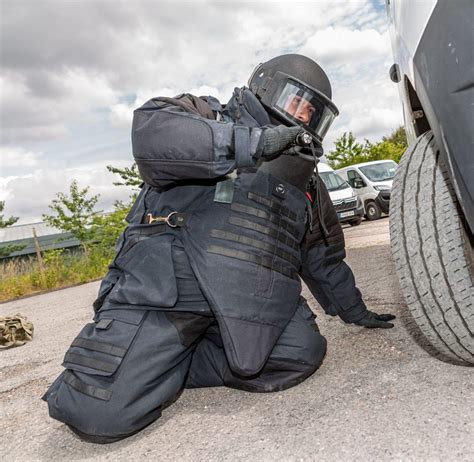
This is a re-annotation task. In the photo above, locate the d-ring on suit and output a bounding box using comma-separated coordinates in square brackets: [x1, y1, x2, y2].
[43, 54, 395, 443]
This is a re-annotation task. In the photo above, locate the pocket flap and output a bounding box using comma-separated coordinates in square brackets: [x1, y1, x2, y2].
[110, 234, 178, 308]
[62, 311, 146, 377]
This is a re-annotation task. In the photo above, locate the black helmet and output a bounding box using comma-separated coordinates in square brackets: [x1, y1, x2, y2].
[248, 54, 339, 144]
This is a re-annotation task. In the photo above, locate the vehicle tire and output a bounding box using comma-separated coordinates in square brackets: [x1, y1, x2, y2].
[349, 217, 362, 226]
[390, 130, 473, 366]
[365, 201, 381, 220]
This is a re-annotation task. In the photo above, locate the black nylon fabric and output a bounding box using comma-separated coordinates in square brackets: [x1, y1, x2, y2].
[43, 85, 370, 442]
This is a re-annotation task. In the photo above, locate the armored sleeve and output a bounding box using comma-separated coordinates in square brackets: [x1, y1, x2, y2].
[299, 177, 368, 323]
[132, 97, 264, 189]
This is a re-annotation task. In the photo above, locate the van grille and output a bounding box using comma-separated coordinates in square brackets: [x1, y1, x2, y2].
[332, 197, 357, 212]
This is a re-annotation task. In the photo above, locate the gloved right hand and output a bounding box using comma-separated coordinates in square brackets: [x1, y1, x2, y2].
[259, 125, 304, 161]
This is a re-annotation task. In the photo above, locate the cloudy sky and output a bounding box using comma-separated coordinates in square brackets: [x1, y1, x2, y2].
[0, 0, 403, 224]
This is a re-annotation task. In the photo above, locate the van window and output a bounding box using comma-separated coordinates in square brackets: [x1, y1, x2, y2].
[319, 171, 350, 192]
[359, 161, 397, 182]
[347, 170, 362, 188]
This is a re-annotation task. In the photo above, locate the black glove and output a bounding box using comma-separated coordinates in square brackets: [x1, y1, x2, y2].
[354, 310, 396, 329]
[260, 125, 304, 160]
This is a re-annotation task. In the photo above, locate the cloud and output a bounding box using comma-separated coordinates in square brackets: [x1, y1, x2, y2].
[0, 146, 42, 170]
[1, 165, 135, 225]
[301, 27, 389, 69]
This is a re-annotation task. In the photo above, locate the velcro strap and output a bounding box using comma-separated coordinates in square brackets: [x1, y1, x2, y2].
[71, 338, 127, 358]
[234, 126, 254, 167]
[207, 244, 296, 279]
[64, 352, 117, 374]
[95, 319, 113, 330]
[63, 370, 112, 401]
[248, 192, 297, 221]
[211, 229, 299, 268]
[228, 216, 298, 250]
[231, 202, 299, 238]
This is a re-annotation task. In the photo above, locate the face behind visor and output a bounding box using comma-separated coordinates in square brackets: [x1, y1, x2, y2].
[248, 55, 339, 144]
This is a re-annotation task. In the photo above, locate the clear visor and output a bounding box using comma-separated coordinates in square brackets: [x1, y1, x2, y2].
[274, 81, 337, 141]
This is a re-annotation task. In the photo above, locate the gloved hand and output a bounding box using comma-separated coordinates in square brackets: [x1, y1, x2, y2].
[354, 310, 396, 328]
[260, 125, 304, 160]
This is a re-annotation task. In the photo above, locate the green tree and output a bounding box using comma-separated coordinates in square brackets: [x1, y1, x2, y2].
[0, 201, 27, 258]
[327, 127, 408, 169]
[106, 163, 143, 189]
[42, 180, 100, 255]
[0, 200, 19, 228]
[326, 132, 366, 169]
[89, 200, 129, 252]
[383, 126, 407, 147]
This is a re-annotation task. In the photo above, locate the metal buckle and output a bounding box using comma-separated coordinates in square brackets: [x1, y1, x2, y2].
[146, 211, 179, 227]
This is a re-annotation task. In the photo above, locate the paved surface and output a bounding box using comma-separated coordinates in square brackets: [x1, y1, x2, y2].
[1, 217, 473, 461]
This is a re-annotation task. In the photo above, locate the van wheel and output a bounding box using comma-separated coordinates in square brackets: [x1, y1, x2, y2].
[365, 201, 381, 220]
[390, 130, 473, 366]
[349, 217, 362, 226]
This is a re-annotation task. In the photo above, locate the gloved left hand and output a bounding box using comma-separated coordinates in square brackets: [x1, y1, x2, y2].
[354, 310, 396, 328]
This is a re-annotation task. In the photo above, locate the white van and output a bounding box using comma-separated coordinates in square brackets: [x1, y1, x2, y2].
[336, 160, 397, 220]
[318, 163, 364, 226]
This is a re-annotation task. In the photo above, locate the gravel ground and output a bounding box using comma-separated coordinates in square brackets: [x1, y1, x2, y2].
[1, 217, 473, 461]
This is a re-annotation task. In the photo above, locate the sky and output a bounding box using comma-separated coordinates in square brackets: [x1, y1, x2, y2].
[0, 0, 403, 225]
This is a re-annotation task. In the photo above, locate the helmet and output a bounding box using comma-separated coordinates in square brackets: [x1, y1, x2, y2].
[248, 54, 339, 144]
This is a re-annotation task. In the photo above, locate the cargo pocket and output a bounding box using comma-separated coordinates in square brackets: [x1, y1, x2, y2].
[62, 310, 147, 380]
[109, 233, 178, 308]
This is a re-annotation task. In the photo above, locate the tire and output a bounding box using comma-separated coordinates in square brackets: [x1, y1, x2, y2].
[365, 201, 381, 220]
[349, 217, 362, 226]
[390, 131, 474, 366]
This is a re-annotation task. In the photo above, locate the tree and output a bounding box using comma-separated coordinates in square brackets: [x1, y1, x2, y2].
[383, 126, 407, 147]
[106, 163, 143, 189]
[0, 201, 26, 258]
[42, 180, 100, 254]
[89, 200, 130, 252]
[327, 126, 408, 169]
[0, 200, 19, 227]
[326, 132, 366, 169]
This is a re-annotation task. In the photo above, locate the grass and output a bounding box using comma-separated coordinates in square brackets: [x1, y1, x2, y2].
[0, 246, 115, 302]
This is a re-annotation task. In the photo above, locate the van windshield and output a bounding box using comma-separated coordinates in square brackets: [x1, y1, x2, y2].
[319, 171, 350, 192]
[359, 161, 397, 182]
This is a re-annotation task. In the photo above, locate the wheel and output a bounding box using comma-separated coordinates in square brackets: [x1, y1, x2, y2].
[365, 201, 381, 220]
[390, 131, 473, 366]
[349, 217, 362, 226]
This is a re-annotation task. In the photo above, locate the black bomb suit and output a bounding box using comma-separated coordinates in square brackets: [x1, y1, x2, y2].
[43, 56, 392, 443]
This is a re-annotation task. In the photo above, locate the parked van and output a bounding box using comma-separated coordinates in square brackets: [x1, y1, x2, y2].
[336, 160, 397, 220]
[318, 163, 364, 226]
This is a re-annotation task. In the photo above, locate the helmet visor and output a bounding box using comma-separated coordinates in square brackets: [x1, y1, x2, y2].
[274, 80, 338, 142]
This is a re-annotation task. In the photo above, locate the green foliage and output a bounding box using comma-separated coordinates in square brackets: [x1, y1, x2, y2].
[0, 247, 111, 300]
[106, 163, 143, 188]
[326, 132, 367, 169]
[0, 200, 27, 258]
[326, 126, 408, 169]
[88, 199, 130, 261]
[42, 180, 100, 246]
[0, 243, 27, 259]
[383, 126, 407, 146]
[0, 200, 19, 228]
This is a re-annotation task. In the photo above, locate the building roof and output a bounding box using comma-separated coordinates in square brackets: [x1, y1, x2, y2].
[0, 222, 65, 243]
[0, 222, 81, 258]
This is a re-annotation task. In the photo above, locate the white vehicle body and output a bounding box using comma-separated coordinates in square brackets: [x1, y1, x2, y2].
[387, 0, 437, 139]
[386, 0, 474, 365]
[336, 160, 397, 220]
[387, 0, 473, 231]
[317, 163, 364, 225]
